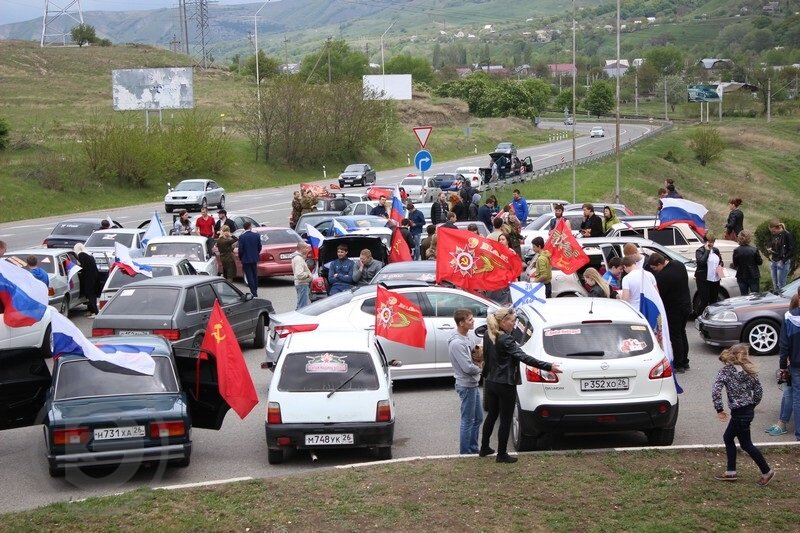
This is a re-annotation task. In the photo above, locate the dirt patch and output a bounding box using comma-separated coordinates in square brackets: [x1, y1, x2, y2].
[396, 92, 470, 127]
[722, 127, 800, 153]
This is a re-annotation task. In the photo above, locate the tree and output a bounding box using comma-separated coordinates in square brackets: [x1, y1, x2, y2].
[299, 39, 368, 84]
[555, 89, 573, 113]
[742, 29, 774, 53]
[688, 127, 724, 166]
[584, 81, 614, 117]
[385, 54, 435, 86]
[242, 50, 280, 82]
[432, 43, 443, 69]
[656, 75, 686, 112]
[644, 46, 683, 75]
[70, 24, 96, 47]
[0, 116, 9, 151]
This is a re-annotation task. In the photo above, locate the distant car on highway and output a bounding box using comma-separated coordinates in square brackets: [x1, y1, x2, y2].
[590, 126, 605, 138]
[564, 116, 574, 125]
[338, 164, 376, 187]
[42, 218, 123, 249]
[494, 142, 517, 158]
[164, 179, 225, 213]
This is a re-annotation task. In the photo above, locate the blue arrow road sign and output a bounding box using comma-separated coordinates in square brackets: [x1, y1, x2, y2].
[414, 150, 432, 172]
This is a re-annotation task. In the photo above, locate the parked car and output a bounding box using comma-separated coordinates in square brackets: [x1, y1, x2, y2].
[564, 203, 633, 217]
[268, 283, 498, 376]
[436, 220, 490, 238]
[0, 304, 53, 357]
[399, 176, 441, 203]
[226, 227, 312, 280]
[525, 199, 570, 223]
[221, 213, 262, 232]
[0, 335, 230, 477]
[590, 126, 605, 138]
[342, 201, 379, 216]
[164, 179, 225, 213]
[92, 276, 274, 349]
[265, 331, 395, 464]
[99, 257, 198, 309]
[309, 216, 393, 245]
[370, 262, 437, 285]
[338, 164, 377, 187]
[310, 235, 390, 300]
[509, 298, 678, 451]
[295, 211, 343, 239]
[564, 116, 574, 125]
[453, 166, 486, 191]
[606, 220, 738, 267]
[42, 218, 122, 249]
[315, 194, 354, 213]
[84, 228, 147, 273]
[494, 142, 518, 158]
[144, 236, 217, 276]
[695, 276, 800, 356]
[4, 249, 85, 315]
[432, 173, 463, 191]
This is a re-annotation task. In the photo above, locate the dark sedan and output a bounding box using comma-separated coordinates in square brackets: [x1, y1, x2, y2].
[92, 276, 274, 349]
[696, 277, 800, 355]
[43, 218, 122, 249]
[0, 336, 229, 477]
[338, 163, 376, 187]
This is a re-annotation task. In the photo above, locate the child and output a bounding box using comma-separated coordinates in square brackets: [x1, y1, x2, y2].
[712, 343, 775, 485]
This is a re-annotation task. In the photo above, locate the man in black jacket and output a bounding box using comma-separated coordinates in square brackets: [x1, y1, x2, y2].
[478, 197, 495, 232]
[579, 203, 603, 237]
[649, 252, 692, 372]
[431, 192, 448, 225]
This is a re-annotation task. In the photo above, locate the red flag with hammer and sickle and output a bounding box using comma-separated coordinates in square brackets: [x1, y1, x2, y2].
[200, 300, 259, 419]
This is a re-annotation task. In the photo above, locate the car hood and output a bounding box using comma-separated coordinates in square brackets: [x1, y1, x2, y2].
[707, 291, 788, 311]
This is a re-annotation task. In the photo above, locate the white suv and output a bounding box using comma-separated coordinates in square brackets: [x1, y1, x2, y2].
[507, 298, 679, 451]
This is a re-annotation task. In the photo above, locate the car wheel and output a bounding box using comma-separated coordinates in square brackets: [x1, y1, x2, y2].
[376, 446, 392, 460]
[267, 448, 285, 464]
[165, 205, 174, 213]
[59, 294, 70, 316]
[743, 319, 780, 355]
[511, 399, 537, 452]
[645, 426, 675, 446]
[48, 464, 64, 478]
[201, 198, 208, 210]
[252, 314, 266, 349]
[218, 195, 225, 209]
[40, 324, 53, 359]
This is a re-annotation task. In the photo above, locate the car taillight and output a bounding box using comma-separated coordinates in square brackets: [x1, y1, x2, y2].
[53, 427, 91, 445]
[92, 328, 114, 336]
[153, 329, 181, 341]
[649, 357, 673, 379]
[525, 365, 559, 383]
[376, 400, 392, 422]
[42, 241, 49, 248]
[265, 253, 274, 261]
[150, 421, 186, 438]
[99, 299, 108, 309]
[267, 402, 282, 424]
[47, 287, 55, 296]
[274, 324, 319, 338]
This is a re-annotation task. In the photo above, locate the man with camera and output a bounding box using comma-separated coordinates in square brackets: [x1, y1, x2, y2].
[448, 309, 484, 455]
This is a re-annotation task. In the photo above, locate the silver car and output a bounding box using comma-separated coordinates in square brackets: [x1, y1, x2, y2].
[164, 179, 225, 213]
[3, 249, 85, 315]
[266, 284, 498, 379]
[399, 176, 441, 203]
[84, 228, 147, 273]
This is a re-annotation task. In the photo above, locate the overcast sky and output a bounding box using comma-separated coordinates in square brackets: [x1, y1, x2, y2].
[1, 0, 261, 25]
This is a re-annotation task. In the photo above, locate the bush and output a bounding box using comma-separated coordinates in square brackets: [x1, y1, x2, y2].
[0, 117, 9, 150]
[688, 127, 724, 166]
[754, 218, 800, 280]
[662, 150, 679, 163]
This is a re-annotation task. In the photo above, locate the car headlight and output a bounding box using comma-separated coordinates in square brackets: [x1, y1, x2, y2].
[357, 174, 362, 179]
[709, 310, 738, 322]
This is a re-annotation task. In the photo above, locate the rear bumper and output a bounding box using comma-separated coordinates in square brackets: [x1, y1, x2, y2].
[49, 443, 191, 469]
[265, 421, 394, 449]
[695, 318, 742, 347]
[519, 400, 678, 434]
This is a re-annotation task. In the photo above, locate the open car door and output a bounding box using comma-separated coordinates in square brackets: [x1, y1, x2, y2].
[0, 349, 52, 430]
[173, 348, 231, 430]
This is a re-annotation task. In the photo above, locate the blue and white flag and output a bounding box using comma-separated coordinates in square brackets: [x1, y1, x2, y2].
[509, 281, 546, 308]
[638, 271, 682, 393]
[332, 219, 349, 237]
[51, 312, 156, 375]
[141, 211, 166, 247]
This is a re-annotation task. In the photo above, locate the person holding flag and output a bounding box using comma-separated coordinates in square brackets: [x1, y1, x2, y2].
[526, 236, 552, 298]
[448, 308, 484, 455]
[305, 224, 326, 260]
[389, 187, 407, 225]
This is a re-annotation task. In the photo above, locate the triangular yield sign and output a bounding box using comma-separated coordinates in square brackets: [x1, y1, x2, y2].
[413, 126, 433, 149]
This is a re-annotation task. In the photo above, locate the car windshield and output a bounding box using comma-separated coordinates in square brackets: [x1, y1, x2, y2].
[145, 242, 205, 261]
[85, 232, 135, 248]
[277, 351, 379, 392]
[54, 357, 178, 400]
[106, 266, 176, 289]
[528, 204, 555, 218]
[496, 143, 513, 150]
[4, 255, 57, 274]
[401, 178, 422, 187]
[371, 269, 435, 284]
[261, 229, 301, 245]
[103, 287, 180, 315]
[542, 323, 654, 359]
[780, 277, 800, 298]
[51, 222, 97, 236]
[337, 217, 389, 229]
[297, 214, 335, 229]
[174, 181, 205, 191]
[344, 165, 363, 172]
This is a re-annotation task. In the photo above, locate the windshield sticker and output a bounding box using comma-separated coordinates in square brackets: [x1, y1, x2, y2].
[306, 353, 348, 373]
[102, 234, 117, 240]
[630, 325, 647, 331]
[545, 328, 581, 336]
[620, 338, 646, 353]
[120, 289, 136, 297]
[40, 257, 52, 263]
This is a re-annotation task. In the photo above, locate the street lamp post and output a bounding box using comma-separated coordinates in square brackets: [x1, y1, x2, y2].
[253, 0, 270, 106]
[380, 20, 396, 147]
[381, 21, 396, 78]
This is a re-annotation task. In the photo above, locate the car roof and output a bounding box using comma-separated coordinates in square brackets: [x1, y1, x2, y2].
[4, 248, 74, 257]
[520, 297, 644, 325]
[579, 236, 655, 246]
[123, 275, 223, 288]
[375, 260, 435, 274]
[527, 199, 569, 204]
[177, 178, 212, 183]
[125, 256, 190, 266]
[90, 228, 143, 235]
[283, 330, 375, 353]
[146, 236, 209, 245]
[52, 217, 108, 224]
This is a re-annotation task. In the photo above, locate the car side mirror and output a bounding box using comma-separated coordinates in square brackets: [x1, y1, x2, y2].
[244, 293, 254, 301]
[475, 324, 487, 338]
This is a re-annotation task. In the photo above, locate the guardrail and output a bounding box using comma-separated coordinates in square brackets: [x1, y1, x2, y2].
[482, 121, 673, 193]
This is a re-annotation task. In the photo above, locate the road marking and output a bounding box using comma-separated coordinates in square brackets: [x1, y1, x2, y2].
[12, 223, 53, 229]
[155, 476, 253, 491]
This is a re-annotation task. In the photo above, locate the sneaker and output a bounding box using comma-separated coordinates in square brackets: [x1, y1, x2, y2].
[675, 366, 685, 374]
[765, 424, 780, 433]
[758, 470, 775, 486]
[496, 454, 518, 464]
[714, 472, 737, 482]
[767, 426, 788, 436]
[478, 446, 495, 457]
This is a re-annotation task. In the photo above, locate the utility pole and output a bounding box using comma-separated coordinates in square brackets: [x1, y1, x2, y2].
[614, 0, 621, 204]
[283, 34, 289, 72]
[767, 78, 771, 123]
[571, 0, 577, 204]
[664, 76, 669, 121]
[634, 68, 638, 115]
[327, 36, 332, 84]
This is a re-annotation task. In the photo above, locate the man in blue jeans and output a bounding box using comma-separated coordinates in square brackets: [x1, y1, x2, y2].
[406, 201, 426, 260]
[448, 308, 484, 454]
[779, 291, 800, 441]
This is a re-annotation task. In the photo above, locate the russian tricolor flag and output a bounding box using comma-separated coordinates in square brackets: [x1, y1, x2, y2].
[389, 186, 406, 224]
[306, 224, 325, 260]
[65, 259, 81, 286]
[639, 271, 682, 394]
[51, 312, 156, 375]
[332, 219, 349, 237]
[0, 260, 49, 327]
[113, 243, 153, 277]
[658, 198, 708, 236]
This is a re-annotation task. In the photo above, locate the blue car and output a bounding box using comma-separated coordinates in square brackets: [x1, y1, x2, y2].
[0, 335, 229, 477]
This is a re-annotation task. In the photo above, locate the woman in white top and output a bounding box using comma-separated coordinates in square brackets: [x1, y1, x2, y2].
[696, 232, 723, 315]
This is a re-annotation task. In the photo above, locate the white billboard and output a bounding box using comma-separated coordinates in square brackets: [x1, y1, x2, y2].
[363, 74, 412, 101]
[112, 68, 194, 111]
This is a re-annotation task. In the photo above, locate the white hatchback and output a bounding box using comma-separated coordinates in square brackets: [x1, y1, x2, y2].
[508, 298, 679, 451]
[264, 331, 395, 464]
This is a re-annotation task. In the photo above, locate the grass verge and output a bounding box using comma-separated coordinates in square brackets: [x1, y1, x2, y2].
[2, 447, 797, 530]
